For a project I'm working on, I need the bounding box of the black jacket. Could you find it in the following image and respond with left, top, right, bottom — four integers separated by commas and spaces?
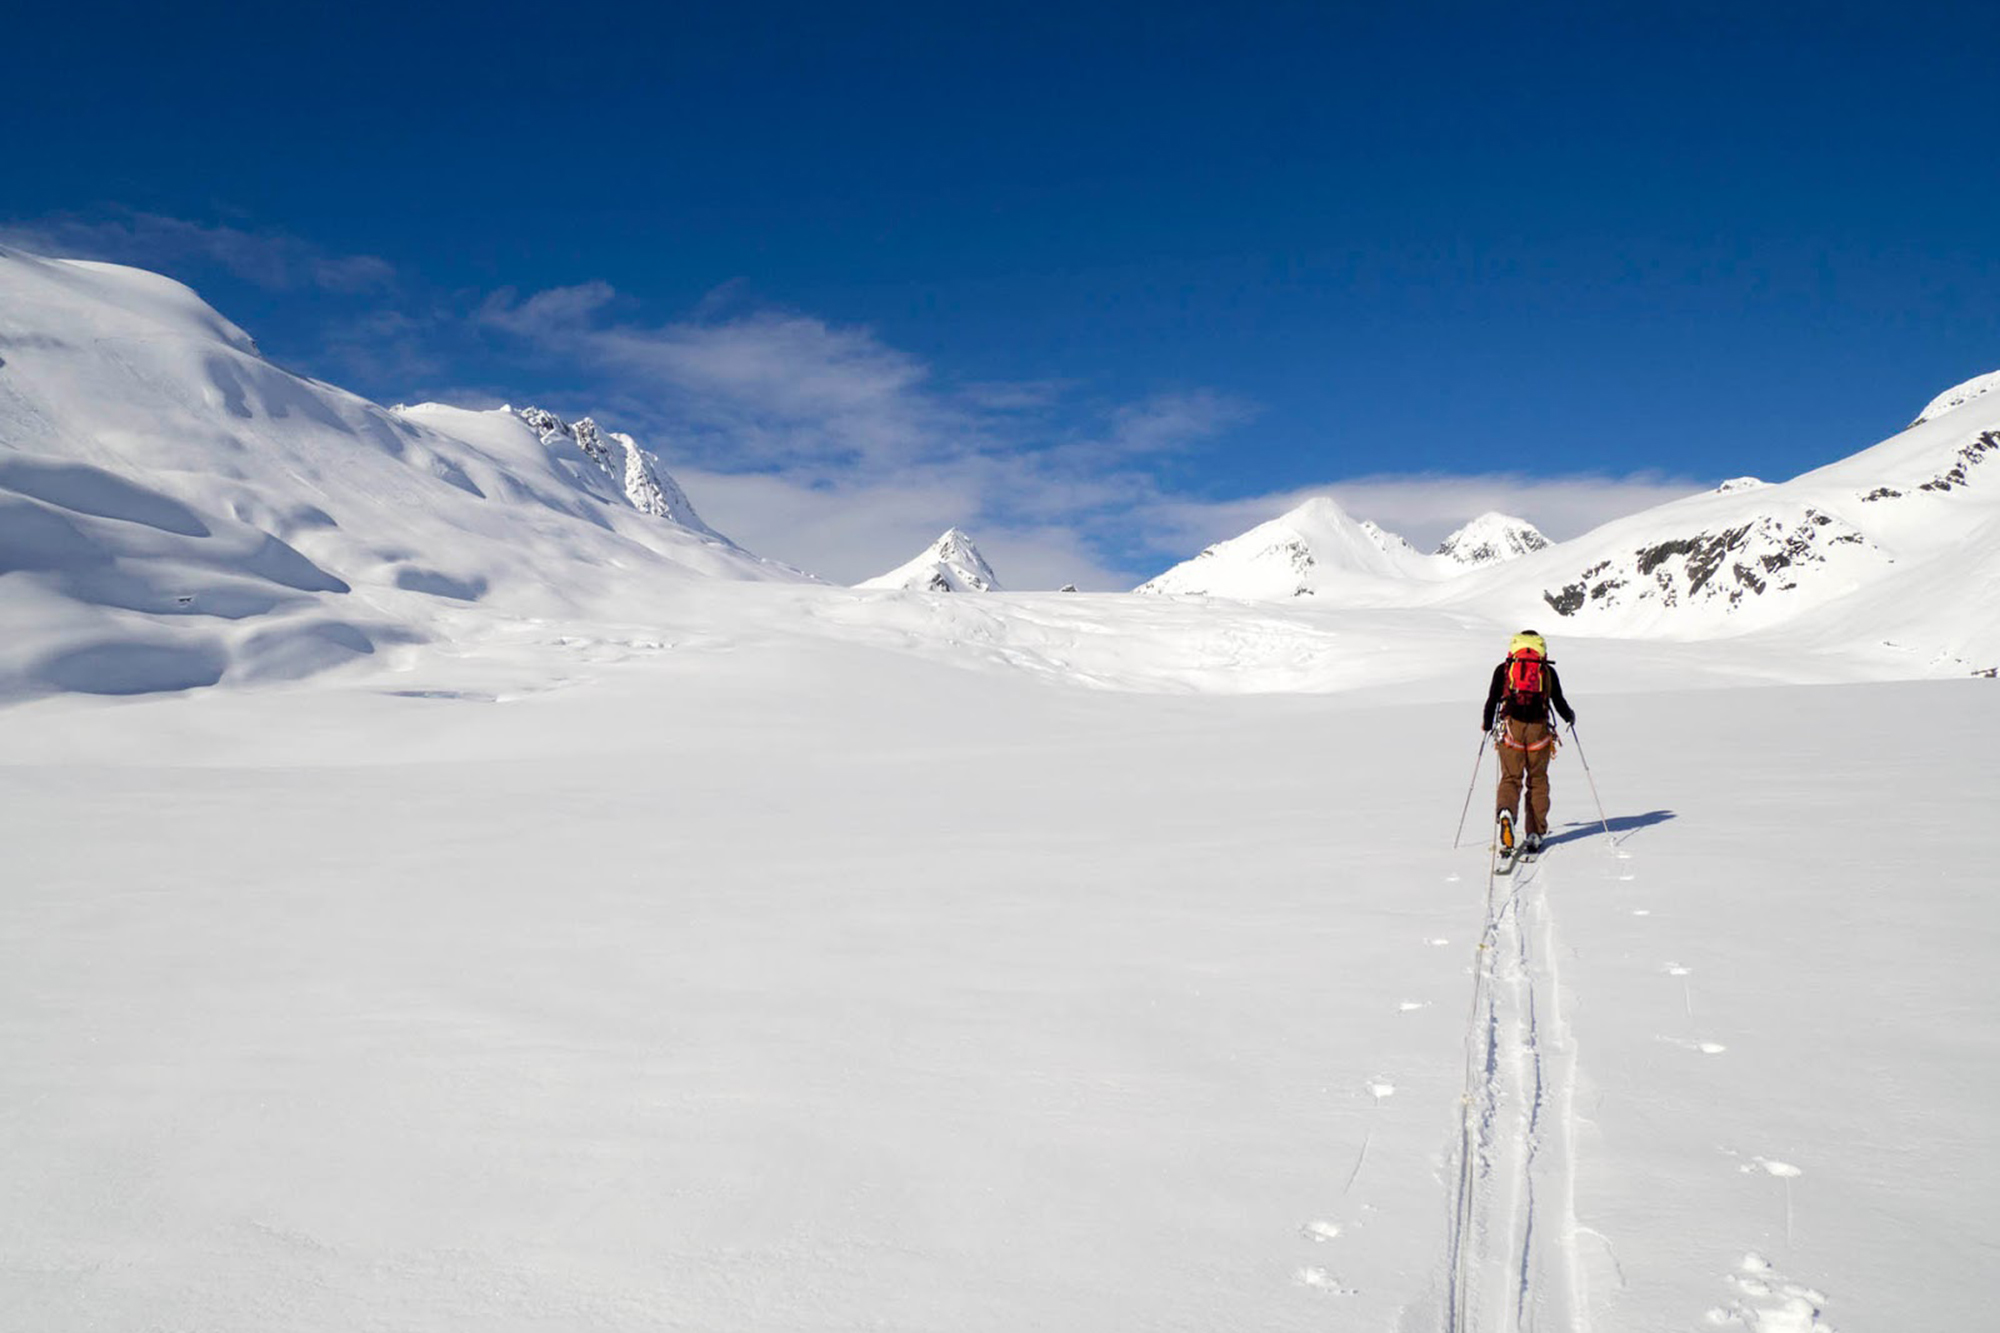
1482, 661, 1575, 731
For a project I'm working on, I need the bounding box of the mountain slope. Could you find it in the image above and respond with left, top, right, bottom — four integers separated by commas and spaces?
1470, 382, 2000, 669
0, 245, 801, 700
1129, 380, 1999, 673
858, 528, 1002, 592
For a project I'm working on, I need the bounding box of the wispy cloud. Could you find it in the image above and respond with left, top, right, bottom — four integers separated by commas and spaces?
478, 279, 1701, 586
482, 286, 952, 472
0, 209, 396, 293
1105, 390, 1257, 456
479, 282, 1258, 585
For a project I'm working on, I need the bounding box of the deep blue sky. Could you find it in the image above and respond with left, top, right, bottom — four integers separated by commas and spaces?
10, 1, 2000, 583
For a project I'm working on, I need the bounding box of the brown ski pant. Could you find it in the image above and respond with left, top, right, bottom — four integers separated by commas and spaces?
1496, 719, 1556, 835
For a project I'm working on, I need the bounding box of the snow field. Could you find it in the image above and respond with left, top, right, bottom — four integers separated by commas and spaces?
2, 630, 1993, 1330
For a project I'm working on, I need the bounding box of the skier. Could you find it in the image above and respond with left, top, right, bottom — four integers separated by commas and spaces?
1480, 630, 1575, 868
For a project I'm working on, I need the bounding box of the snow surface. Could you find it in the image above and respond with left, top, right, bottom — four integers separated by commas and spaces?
858, 527, 1003, 592
1, 621, 1993, 1331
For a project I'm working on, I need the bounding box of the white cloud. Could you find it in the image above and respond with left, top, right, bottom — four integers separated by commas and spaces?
481, 284, 1250, 586
479, 281, 1707, 589
0, 210, 396, 293
679, 467, 1137, 590
1105, 390, 1257, 456
1326, 473, 1708, 547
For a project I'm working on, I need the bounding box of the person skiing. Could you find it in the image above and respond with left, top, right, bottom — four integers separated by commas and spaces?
1480, 630, 1575, 866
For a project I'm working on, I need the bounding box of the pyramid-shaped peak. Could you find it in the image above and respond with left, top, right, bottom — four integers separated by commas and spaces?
1135, 495, 1434, 597
1278, 494, 1360, 525
1435, 512, 1549, 567
859, 527, 1002, 593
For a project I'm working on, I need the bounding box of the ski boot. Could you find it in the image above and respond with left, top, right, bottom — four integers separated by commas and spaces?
1495, 811, 1517, 875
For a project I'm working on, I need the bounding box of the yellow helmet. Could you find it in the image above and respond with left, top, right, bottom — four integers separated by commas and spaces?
1508, 630, 1547, 657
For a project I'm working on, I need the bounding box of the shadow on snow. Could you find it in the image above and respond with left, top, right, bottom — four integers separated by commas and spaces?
1542, 809, 1677, 848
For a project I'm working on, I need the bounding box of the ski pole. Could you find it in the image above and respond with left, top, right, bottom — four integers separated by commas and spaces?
1451, 730, 1490, 849
1567, 722, 1614, 840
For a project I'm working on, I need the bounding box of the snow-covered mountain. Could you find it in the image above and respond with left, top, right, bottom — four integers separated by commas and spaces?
1433, 512, 1549, 567
1489, 372, 2000, 669
1131, 374, 2000, 672
1135, 497, 1437, 598
1139, 501, 1555, 599
0, 245, 801, 700
858, 528, 1002, 592
6, 241, 1997, 701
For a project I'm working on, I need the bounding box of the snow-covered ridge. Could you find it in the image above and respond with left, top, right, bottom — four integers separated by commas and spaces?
1538, 504, 1876, 621
1434, 512, 1548, 567
1912, 368, 2000, 426
859, 528, 1001, 592
512, 406, 725, 538
1513, 376, 2000, 663
0, 245, 802, 701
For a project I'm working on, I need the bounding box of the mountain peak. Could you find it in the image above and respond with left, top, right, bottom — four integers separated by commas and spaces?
858, 528, 1002, 592
1912, 369, 2000, 427
514, 406, 725, 540
1434, 512, 1549, 567
1137, 495, 1431, 597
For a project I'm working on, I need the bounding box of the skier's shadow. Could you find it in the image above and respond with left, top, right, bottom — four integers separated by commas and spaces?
1542, 809, 1676, 848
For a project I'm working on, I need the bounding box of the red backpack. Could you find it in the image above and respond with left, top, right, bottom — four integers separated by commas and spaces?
1505, 647, 1547, 711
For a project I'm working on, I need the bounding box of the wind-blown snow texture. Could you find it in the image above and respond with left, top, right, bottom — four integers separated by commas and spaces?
2, 246, 1997, 1329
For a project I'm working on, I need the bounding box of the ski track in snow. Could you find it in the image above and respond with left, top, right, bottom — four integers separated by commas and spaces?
1441, 848, 1587, 1333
